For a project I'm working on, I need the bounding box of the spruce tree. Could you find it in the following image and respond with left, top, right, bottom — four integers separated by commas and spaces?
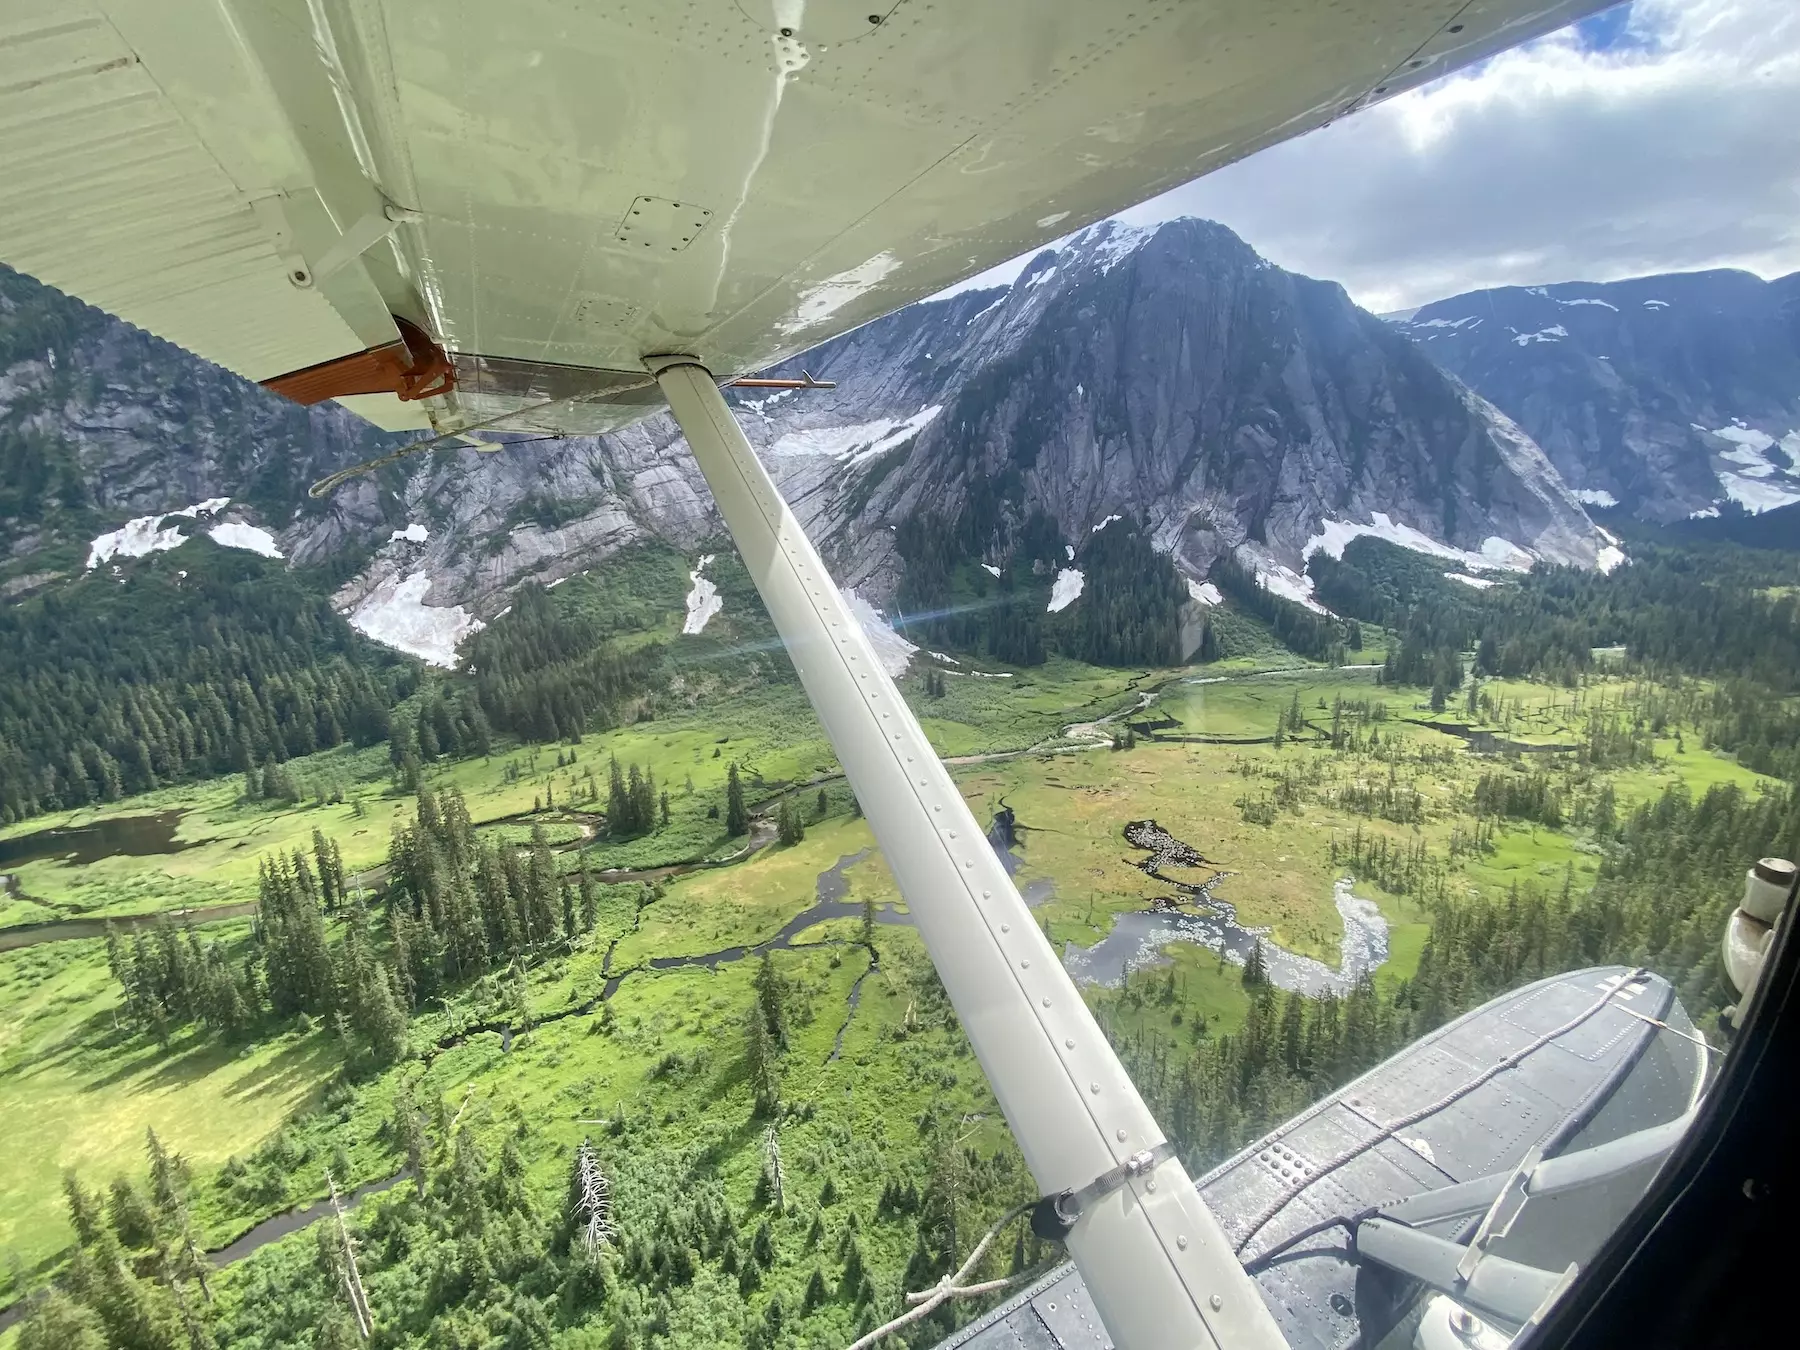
725, 763, 749, 836
17, 1289, 106, 1350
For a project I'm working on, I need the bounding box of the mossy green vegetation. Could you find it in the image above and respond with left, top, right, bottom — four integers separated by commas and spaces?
5, 534, 1800, 1346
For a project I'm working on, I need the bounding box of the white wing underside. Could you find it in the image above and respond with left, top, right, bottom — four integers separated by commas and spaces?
0, 0, 1601, 434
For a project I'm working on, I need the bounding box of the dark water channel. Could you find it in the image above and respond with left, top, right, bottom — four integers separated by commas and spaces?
1060, 819, 1390, 996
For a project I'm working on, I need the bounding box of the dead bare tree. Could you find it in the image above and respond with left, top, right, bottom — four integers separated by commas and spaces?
846, 1199, 1038, 1350
324, 1170, 373, 1339
569, 1138, 617, 1254
763, 1125, 785, 1212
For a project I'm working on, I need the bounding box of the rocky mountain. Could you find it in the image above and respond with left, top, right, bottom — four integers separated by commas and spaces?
1391, 270, 1800, 522
3, 219, 1611, 665
737, 219, 1603, 607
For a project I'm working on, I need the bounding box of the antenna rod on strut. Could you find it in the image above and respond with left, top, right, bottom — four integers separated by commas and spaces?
645, 355, 1288, 1350
729, 369, 836, 390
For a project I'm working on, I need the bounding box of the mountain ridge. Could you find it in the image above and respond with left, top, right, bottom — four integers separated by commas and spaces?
1391, 267, 1800, 522
3, 218, 1614, 666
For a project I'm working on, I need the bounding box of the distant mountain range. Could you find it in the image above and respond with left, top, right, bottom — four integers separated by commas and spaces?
1390, 270, 1800, 522
7, 219, 1792, 669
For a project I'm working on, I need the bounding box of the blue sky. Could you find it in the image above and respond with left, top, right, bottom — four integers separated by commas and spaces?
947, 0, 1800, 312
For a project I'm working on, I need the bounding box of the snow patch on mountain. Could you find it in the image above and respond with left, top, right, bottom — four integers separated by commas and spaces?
347, 573, 484, 668
389, 522, 430, 543
1047, 568, 1085, 613
1720, 473, 1800, 513
1091, 514, 1122, 533
1186, 579, 1223, 607
681, 555, 722, 635
844, 590, 917, 677
1706, 423, 1800, 512
1596, 545, 1627, 574
767, 406, 940, 462
85, 497, 231, 567
1445, 573, 1496, 590
1513, 325, 1568, 346
1573, 489, 1619, 507
1305, 514, 1535, 574
208, 522, 282, 558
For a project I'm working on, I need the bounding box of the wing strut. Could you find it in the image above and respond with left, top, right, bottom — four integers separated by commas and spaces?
648, 356, 1289, 1350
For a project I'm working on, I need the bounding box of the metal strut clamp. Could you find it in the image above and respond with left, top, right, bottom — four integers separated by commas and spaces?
1032, 1141, 1178, 1240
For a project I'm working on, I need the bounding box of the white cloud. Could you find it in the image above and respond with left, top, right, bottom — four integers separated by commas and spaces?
1155, 0, 1800, 311
931, 1, 1800, 312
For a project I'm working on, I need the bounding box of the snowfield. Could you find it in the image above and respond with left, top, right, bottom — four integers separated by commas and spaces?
766, 406, 940, 463
348, 574, 484, 668
1047, 568, 1085, 613
681, 555, 722, 635
844, 590, 918, 677
1304, 513, 1535, 575
207, 522, 281, 558
85, 497, 233, 567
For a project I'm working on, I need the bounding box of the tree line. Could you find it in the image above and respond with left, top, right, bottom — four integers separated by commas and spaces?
1111, 771, 1800, 1180
0, 554, 411, 824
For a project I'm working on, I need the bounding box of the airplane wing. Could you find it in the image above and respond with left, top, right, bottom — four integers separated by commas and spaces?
1, 0, 1603, 435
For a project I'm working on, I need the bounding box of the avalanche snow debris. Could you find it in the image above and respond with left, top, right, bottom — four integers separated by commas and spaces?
1707, 426, 1800, 511
1711, 424, 1776, 453
1186, 579, 1223, 607
681, 554, 722, 635
1719, 472, 1800, 514
928, 650, 959, 665
87, 516, 187, 567
1596, 545, 1627, 574
348, 573, 484, 668
1444, 572, 1496, 590
1689, 506, 1722, 520
766, 405, 940, 462
1091, 514, 1122, 533
207, 522, 281, 558
844, 590, 917, 677
1256, 562, 1329, 613
981, 563, 1002, 578
1304, 513, 1536, 574
1573, 489, 1619, 507
1047, 568, 1085, 613
85, 496, 232, 567
389, 522, 430, 543
1064, 544, 1075, 561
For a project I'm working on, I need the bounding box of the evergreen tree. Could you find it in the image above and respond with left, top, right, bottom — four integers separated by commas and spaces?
1242, 939, 1268, 988
17, 1289, 107, 1350
63, 1170, 106, 1248
753, 952, 787, 1048
725, 763, 749, 836
107, 1176, 158, 1250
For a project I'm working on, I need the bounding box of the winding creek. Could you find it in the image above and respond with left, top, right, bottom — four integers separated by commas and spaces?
0, 806, 1390, 1328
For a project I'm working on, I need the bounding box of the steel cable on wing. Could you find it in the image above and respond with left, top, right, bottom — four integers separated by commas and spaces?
1233, 969, 1649, 1261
